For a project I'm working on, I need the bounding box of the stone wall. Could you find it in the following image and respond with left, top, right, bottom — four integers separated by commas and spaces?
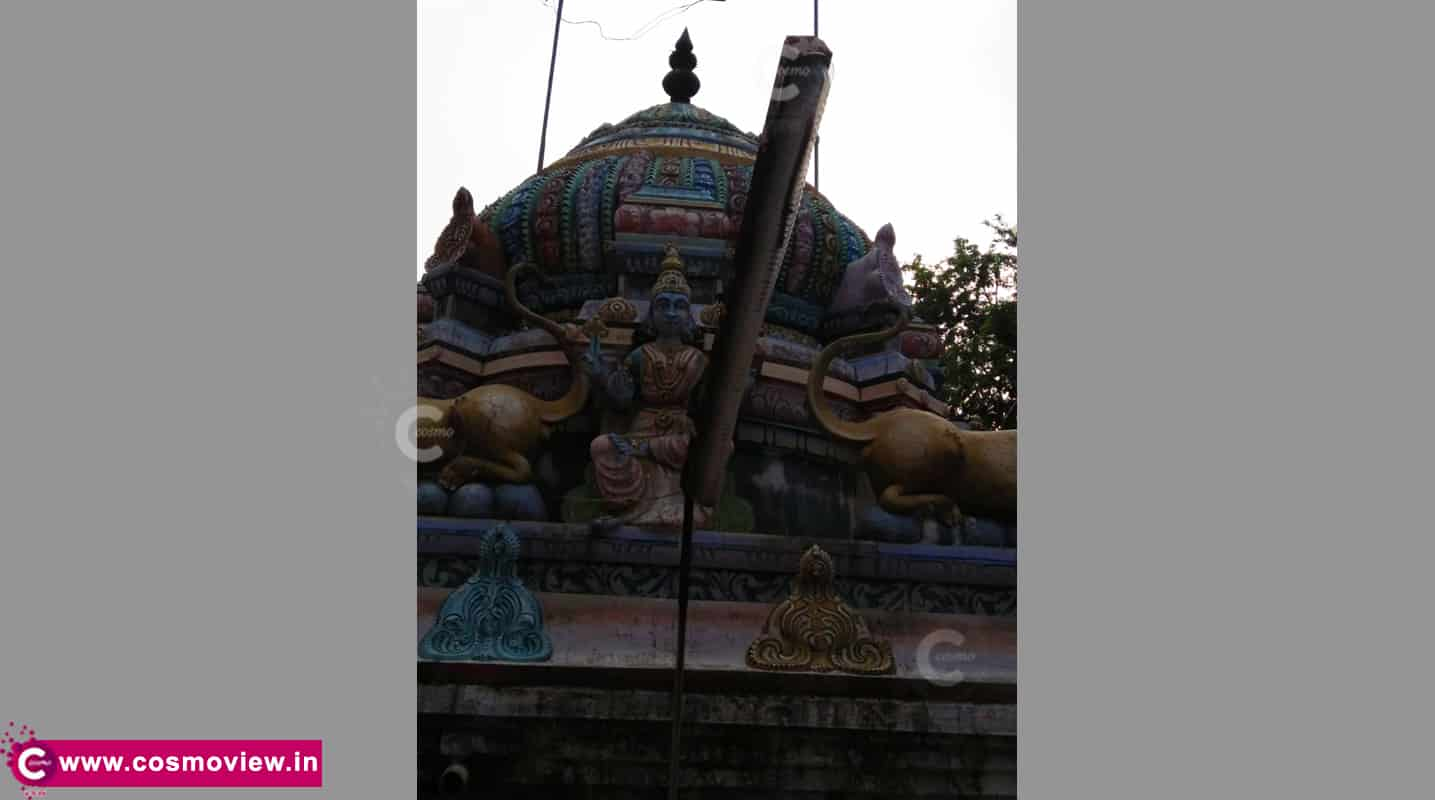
419, 709, 1016, 799
416, 526, 1017, 798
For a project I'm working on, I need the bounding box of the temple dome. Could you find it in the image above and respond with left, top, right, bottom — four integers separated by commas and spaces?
555, 102, 759, 168
455, 32, 872, 338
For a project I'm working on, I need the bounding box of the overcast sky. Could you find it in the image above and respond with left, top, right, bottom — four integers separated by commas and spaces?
418, 0, 1015, 277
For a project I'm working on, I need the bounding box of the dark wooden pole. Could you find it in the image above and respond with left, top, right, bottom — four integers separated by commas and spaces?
813, 0, 820, 190
683, 35, 832, 508
666, 35, 832, 800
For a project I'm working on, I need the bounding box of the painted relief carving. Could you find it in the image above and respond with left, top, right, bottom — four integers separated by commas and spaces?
582, 244, 712, 529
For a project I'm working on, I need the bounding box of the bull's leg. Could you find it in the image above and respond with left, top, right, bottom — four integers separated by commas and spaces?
438, 452, 533, 490
879, 484, 962, 525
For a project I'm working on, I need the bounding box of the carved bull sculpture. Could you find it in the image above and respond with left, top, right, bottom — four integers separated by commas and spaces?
827, 223, 910, 316
417, 263, 589, 489
806, 308, 1016, 524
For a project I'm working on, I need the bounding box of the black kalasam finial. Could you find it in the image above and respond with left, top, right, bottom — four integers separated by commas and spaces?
662, 28, 700, 103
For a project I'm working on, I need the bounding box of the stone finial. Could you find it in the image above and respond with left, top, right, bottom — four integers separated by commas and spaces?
418, 524, 553, 662
746, 545, 895, 675
662, 28, 700, 103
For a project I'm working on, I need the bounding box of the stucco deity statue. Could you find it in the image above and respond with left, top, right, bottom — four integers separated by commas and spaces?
583, 245, 712, 530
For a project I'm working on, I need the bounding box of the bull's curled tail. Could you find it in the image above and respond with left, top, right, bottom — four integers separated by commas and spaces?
805, 308, 911, 444
504, 263, 591, 424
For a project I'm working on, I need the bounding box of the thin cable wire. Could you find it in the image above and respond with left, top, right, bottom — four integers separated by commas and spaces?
542, 0, 710, 42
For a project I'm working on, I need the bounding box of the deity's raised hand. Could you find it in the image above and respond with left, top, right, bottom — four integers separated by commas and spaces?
583, 334, 607, 380
609, 433, 636, 458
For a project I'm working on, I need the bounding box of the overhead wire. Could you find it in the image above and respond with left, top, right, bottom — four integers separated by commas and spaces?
541, 0, 712, 42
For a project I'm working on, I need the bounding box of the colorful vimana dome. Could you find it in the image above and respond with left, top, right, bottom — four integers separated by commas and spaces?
446, 29, 873, 337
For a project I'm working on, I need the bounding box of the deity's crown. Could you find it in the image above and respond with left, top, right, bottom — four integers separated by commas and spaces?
651, 243, 692, 298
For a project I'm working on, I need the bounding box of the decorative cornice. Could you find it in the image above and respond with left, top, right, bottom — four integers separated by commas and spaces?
418, 557, 1017, 616
419, 685, 1017, 737
417, 518, 1018, 587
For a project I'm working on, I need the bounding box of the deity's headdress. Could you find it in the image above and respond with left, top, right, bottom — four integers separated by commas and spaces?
651, 243, 692, 298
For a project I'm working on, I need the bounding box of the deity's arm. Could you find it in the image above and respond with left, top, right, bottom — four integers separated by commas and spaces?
600, 349, 641, 410
584, 334, 639, 410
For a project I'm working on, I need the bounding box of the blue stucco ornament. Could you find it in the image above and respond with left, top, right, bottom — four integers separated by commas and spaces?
418, 524, 552, 662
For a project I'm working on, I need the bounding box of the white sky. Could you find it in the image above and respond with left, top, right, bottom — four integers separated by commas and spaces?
417, 0, 1015, 278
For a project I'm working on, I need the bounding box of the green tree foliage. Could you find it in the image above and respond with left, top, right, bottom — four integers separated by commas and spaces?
905, 216, 1017, 430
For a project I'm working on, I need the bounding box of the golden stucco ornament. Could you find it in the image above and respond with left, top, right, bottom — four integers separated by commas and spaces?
698, 301, 726, 328
595, 297, 639, 324
580, 315, 610, 341
745, 545, 894, 675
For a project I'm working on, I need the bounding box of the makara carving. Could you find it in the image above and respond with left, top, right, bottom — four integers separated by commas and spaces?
746, 545, 894, 675
418, 524, 552, 662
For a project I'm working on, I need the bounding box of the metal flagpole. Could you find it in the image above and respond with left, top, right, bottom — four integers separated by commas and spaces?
537, 0, 565, 171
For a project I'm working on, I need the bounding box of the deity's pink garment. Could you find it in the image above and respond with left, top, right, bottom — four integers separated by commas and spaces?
590, 342, 713, 528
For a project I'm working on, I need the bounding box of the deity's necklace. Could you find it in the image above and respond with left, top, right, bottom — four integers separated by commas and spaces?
646, 342, 689, 396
